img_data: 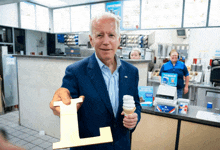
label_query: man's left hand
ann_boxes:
[121,112,138,129]
[184,86,188,94]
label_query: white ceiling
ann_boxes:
[0,0,110,8]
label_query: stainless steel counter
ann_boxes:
[148,79,220,107]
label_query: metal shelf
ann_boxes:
[0,42,13,45]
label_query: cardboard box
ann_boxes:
[138,86,153,107]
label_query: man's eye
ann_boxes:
[109,34,114,37]
[97,35,102,37]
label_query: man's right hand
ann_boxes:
[0,134,25,150]
[49,88,84,116]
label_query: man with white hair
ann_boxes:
[50,12,141,150]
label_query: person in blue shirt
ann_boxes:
[159,49,189,98]
[50,12,141,150]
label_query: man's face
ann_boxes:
[89,18,121,63]
[170,52,178,62]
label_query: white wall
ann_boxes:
[0,3,18,27]
[25,30,47,56]
[187,28,220,69]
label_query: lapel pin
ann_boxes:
[124,76,128,78]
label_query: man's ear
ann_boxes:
[89,35,94,47]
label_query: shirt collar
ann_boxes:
[95,52,121,70]
[169,60,179,66]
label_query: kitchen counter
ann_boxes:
[132,105,220,150]
[142,105,220,127]
[13,55,151,63]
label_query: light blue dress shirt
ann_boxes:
[95,53,121,117]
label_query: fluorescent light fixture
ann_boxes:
[30,0,67,8]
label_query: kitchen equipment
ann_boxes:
[204,66,211,85]
[120,34,148,48]
[152,69,160,80]
[196,64,203,72]
[1,46,18,107]
[193,58,197,64]
[210,58,220,85]
[191,64,197,72]
[153,84,178,114]
[158,44,163,58]
[154,84,177,103]
[189,71,203,83]
[167,46,172,57]
[197,88,220,109]
[65,47,80,57]
[144,49,153,61]
[162,44,167,58]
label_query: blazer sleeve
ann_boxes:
[61,65,79,99]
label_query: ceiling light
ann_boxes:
[30,0,67,8]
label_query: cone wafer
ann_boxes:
[123,107,136,115]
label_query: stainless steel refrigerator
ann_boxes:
[0,46,18,107]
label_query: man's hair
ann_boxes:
[89,12,120,38]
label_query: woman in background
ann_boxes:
[159,49,189,98]
[129,48,141,59]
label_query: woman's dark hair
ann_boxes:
[128,52,131,59]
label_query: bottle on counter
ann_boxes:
[204,66,211,85]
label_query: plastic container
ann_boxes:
[207,102,213,109]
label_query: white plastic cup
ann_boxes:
[39,130,45,136]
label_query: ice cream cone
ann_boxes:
[123,107,136,115]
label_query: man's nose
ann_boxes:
[103,35,110,45]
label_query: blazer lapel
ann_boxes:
[117,61,130,119]
[87,54,114,117]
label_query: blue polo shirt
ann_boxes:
[159,60,189,89]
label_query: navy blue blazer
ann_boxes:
[61,53,141,150]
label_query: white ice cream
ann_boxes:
[123,95,135,109]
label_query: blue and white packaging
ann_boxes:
[179,103,188,114]
[138,86,153,107]
[155,104,176,114]
[161,73,178,87]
